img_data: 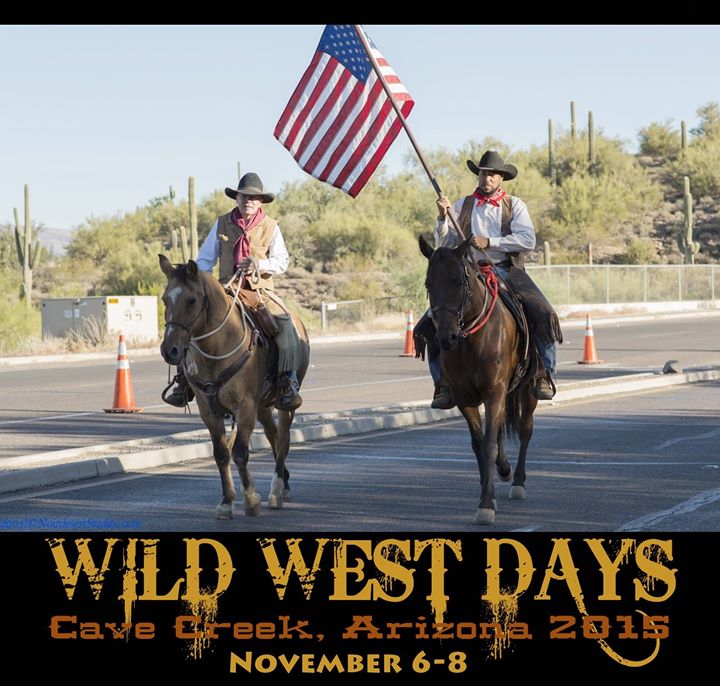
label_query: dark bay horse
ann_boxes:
[159,255,310,518]
[419,235,537,525]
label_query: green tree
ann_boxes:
[638,120,679,157]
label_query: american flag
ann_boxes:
[274,25,414,197]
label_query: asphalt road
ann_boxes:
[0,313,718,458]
[1,380,718,531]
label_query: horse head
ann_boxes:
[159,254,209,365]
[419,234,474,352]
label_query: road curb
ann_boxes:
[2,366,719,496]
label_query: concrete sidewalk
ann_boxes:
[2,364,718,496]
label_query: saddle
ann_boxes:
[236,287,280,338]
[229,286,281,407]
[490,267,542,393]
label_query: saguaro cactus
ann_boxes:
[680,120,688,156]
[677,176,699,264]
[570,100,576,141]
[588,111,596,168]
[177,177,199,262]
[13,184,42,307]
[548,119,556,184]
[543,241,551,266]
[179,225,189,262]
[188,176,198,260]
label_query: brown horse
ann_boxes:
[159,255,310,518]
[419,235,537,525]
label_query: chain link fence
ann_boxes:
[319,296,402,332]
[526,264,718,305]
[317,265,719,330]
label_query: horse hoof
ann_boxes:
[267,493,283,509]
[509,485,526,500]
[497,464,513,482]
[215,504,233,520]
[475,508,496,525]
[244,493,262,517]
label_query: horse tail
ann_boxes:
[503,388,522,442]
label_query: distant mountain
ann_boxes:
[38,227,75,256]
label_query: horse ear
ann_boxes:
[186,260,199,279]
[159,254,176,277]
[453,233,474,259]
[418,234,434,260]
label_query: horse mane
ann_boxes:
[173,264,224,296]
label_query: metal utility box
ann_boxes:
[41,296,158,342]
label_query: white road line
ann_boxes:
[616,487,720,531]
[0,403,199,425]
[303,453,711,467]
[655,427,720,450]
[512,525,541,532]
[635,331,690,338]
[0,412,94,426]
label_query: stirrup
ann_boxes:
[161,374,194,408]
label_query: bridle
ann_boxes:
[428,257,498,338]
[164,288,210,336]
[163,266,256,361]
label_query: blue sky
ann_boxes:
[1,24,718,230]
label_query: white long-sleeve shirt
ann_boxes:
[434,195,536,262]
[196,218,290,275]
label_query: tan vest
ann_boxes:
[216,211,278,289]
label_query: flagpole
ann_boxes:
[352,25,466,242]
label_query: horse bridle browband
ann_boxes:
[164,288,210,336]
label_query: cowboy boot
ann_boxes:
[431,383,455,410]
[274,370,302,411]
[162,369,195,407]
[534,375,556,400]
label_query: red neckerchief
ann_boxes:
[474,188,506,207]
[231,206,266,268]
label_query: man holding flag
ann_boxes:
[275,25,559,409]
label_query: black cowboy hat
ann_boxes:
[466,150,518,181]
[224,172,275,203]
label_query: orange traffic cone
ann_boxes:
[104,334,143,413]
[400,311,415,357]
[577,313,603,365]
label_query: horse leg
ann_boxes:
[198,408,236,520]
[268,408,295,509]
[257,405,286,509]
[475,391,506,525]
[496,429,513,482]
[510,387,537,500]
[458,405,495,519]
[230,410,262,517]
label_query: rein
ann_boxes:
[460,264,499,338]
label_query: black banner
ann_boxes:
[1,532,712,678]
